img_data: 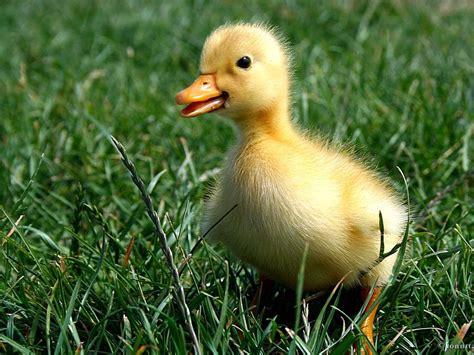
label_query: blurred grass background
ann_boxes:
[0,0,472,353]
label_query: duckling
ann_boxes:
[176,23,407,351]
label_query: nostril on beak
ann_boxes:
[203,82,209,86]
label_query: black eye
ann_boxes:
[236,56,251,69]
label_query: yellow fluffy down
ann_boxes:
[198,23,407,290]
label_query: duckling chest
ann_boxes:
[215,143,319,250]
[223,143,298,219]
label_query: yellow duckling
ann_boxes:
[176,23,407,350]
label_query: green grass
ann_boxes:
[1,0,472,353]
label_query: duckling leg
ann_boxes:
[360,287,382,354]
[250,275,274,313]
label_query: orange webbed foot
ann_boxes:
[359,287,382,355]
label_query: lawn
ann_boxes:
[0,0,472,353]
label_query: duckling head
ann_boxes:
[176,23,292,125]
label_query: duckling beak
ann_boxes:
[176,74,227,118]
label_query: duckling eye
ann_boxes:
[236,56,252,69]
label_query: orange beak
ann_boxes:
[175,74,227,118]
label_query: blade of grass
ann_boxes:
[0,334,34,355]
[54,277,82,355]
[110,135,201,355]
[213,260,230,347]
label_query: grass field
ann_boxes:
[1,0,473,353]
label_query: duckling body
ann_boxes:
[176,23,407,291]
[204,122,405,290]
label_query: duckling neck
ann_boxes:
[234,103,296,143]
